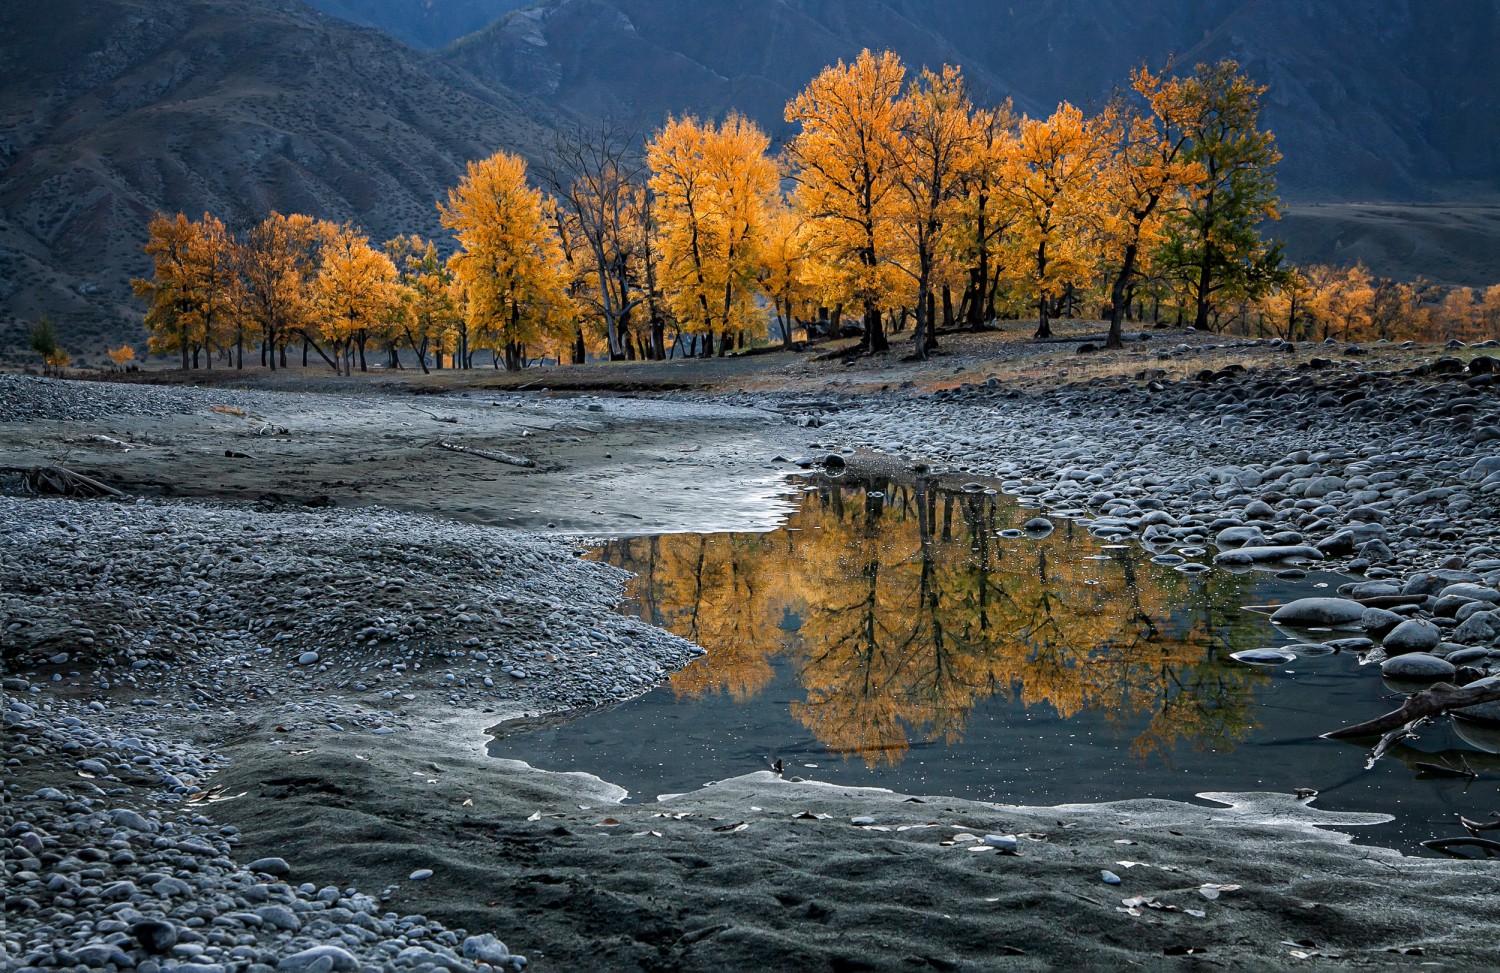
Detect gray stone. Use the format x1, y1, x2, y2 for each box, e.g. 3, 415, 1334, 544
131, 919, 178, 954
1456, 676, 1500, 723
1453, 611, 1500, 646
1360, 607, 1404, 638
254, 905, 301, 931
1214, 545, 1323, 566
462, 934, 511, 964
247, 857, 291, 877
1383, 619, 1442, 655
106, 809, 156, 833
1381, 653, 1456, 681
1215, 525, 1266, 548
276, 946, 358, 972
1270, 598, 1366, 627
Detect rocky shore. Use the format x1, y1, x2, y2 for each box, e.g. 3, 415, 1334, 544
6, 345, 1500, 971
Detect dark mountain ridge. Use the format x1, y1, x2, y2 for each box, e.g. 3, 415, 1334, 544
0, 0, 559, 352
446, 0, 1500, 204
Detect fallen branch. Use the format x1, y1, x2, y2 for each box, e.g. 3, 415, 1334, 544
1461, 814, 1500, 835
1366, 719, 1425, 770
411, 406, 459, 424
428, 441, 534, 468
1421, 837, 1500, 858
1324, 683, 1500, 739
21, 466, 124, 498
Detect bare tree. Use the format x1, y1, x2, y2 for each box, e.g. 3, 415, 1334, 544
538, 120, 648, 362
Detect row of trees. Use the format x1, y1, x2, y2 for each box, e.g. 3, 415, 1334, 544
133, 51, 1496, 371
133, 211, 474, 373
1241, 264, 1500, 345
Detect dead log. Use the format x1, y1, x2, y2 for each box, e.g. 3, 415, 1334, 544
1421, 837, 1500, 858
21, 466, 124, 498
428, 441, 534, 468
1324, 682, 1500, 739
1460, 815, 1500, 835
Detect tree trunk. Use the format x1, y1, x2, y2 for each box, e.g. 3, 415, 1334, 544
912, 284, 930, 362
1106, 242, 1138, 350
863, 304, 888, 354
573, 327, 586, 365
942, 284, 954, 331
1034, 238, 1051, 339
1192, 247, 1215, 331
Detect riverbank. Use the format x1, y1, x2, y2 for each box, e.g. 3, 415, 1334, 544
5, 331, 1500, 971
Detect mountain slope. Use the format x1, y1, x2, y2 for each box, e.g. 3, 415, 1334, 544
0, 0, 560, 352
300, 0, 533, 49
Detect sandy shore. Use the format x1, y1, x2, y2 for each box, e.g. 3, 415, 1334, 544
5, 336, 1500, 971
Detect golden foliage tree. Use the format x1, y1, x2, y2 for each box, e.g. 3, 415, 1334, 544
385, 235, 458, 373
134, 213, 242, 369
134, 213, 198, 369
314, 224, 403, 374
648, 113, 779, 357
889, 65, 982, 359
996, 103, 1108, 338
947, 100, 1018, 331
1097, 68, 1204, 348
239, 212, 333, 371
758, 197, 815, 349
785, 49, 908, 354
106, 344, 135, 369
439, 149, 574, 371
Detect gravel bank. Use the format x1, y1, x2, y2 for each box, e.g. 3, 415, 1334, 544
2, 491, 701, 972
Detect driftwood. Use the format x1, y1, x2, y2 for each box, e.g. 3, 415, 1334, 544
1461, 814, 1500, 835
1421, 837, 1500, 858
428, 441, 534, 468
411, 406, 459, 424
21, 466, 124, 498
1324, 682, 1500, 739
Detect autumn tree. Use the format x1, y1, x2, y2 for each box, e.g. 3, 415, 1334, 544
239, 212, 332, 370
439, 148, 573, 371
314, 225, 403, 374
889, 65, 981, 359
189, 213, 243, 369
106, 345, 135, 370
648, 113, 778, 357
1096, 67, 1204, 349
996, 103, 1107, 338
541, 122, 647, 361
133, 212, 243, 369
948, 100, 1018, 331
385, 235, 458, 373
1483, 284, 1500, 339
758, 197, 814, 349
785, 49, 908, 354
133, 213, 201, 369
1159, 60, 1282, 332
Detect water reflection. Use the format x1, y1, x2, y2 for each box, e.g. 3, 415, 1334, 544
593, 476, 1269, 768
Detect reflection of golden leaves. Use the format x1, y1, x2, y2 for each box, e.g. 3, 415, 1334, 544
594, 479, 1265, 767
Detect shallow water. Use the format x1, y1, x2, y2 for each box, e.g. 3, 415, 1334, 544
492, 475, 1498, 852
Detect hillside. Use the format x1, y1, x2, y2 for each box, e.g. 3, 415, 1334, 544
301, 0, 532, 49
0, 0, 560, 355
446, 0, 1500, 283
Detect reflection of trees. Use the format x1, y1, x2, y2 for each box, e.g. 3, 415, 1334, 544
593, 477, 1267, 768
